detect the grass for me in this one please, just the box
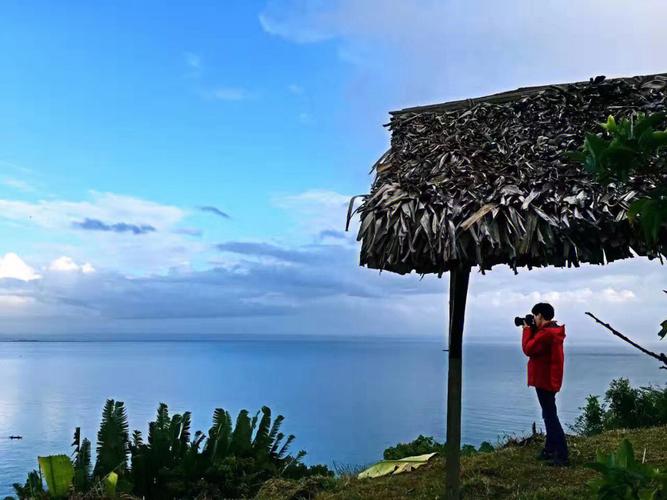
[256,426,667,499]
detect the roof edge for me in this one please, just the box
[390,72,667,116]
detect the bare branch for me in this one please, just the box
[585,312,667,370]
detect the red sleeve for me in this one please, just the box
[522,327,551,357]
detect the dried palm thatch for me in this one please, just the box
[350,73,667,275]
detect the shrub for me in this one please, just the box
[587,439,667,499]
[383,435,493,460]
[13,400,330,500]
[573,378,667,436]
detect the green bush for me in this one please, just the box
[573,378,667,436]
[383,435,493,460]
[13,400,331,500]
[587,439,667,499]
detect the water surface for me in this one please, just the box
[0,339,662,495]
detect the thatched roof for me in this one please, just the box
[352,73,667,275]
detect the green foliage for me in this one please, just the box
[94,399,129,478]
[17,400,330,499]
[576,112,667,246]
[587,439,667,499]
[383,435,445,460]
[572,395,606,437]
[38,455,74,498]
[573,379,667,436]
[103,472,118,498]
[478,441,495,453]
[12,470,45,499]
[660,319,667,340]
[71,427,91,492]
[382,435,494,460]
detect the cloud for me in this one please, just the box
[0,253,41,281]
[49,256,95,273]
[0,191,199,274]
[1,177,35,193]
[0,294,32,307]
[72,218,156,235]
[0,191,184,231]
[272,189,355,241]
[217,241,324,265]
[259,0,667,123]
[174,227,203,237]
[2,241,663,343]
[0,188,663,343]
[185,52,202,70]
[199,206,231,219]
[205,87,253,101]
[288,83,304,95]
[318,229,346,240]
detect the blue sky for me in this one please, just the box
[0,0,665,342]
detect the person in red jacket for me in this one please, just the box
[521,302,569,466]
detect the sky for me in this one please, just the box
[0,0,665,344]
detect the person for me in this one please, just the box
[521,302,569,466]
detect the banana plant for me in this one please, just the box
[38,455,74,498]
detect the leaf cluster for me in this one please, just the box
[572,379,667,437]
[587,439,667,499]
[575,112,667,244]
[12,400,331,499]
[382,434,494,460]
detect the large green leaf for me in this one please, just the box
[104,471,118,497]
[38,455,74,497]
[659,320,667,340]
[357,452,437,479]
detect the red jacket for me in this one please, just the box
[522,322,566,392]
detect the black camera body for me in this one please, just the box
[514,314,535,328]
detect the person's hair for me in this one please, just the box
[531,302,555,320]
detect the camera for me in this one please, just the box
[514,314,535,327]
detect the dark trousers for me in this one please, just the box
[536,388,568,460]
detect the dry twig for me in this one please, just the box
[585,311,667,369]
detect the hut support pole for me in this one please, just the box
[445,265,470,500]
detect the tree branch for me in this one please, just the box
[585,312,667,370]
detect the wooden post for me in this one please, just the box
[445,265,470,500]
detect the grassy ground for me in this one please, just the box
[257,426,667,499]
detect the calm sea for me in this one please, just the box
[0,338,664,495]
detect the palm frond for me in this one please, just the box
[94,399,129,477]
[251,406,273,455]
[230,409,253,457]
[277,434,296,460]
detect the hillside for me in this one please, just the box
[257,426,667,499]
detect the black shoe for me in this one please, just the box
[536,449,554,461]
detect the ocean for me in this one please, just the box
[0,338,663,495]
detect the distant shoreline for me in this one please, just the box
[0,337,661,351]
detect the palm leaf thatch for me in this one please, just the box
[351,73,667,275]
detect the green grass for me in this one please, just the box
[256,426,667,499]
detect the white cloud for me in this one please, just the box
[81,262,96,274]
[272,189,356,242]
[260,1,667,113]
[0,191,184,231]
[185,52,202,70]
[2,177,35,193]
[288,83,304,95]
[0,294,32,307]
[49,256,95,274]
[0,191,202,275]
[205,87,253,101]
[0,253,41,281]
